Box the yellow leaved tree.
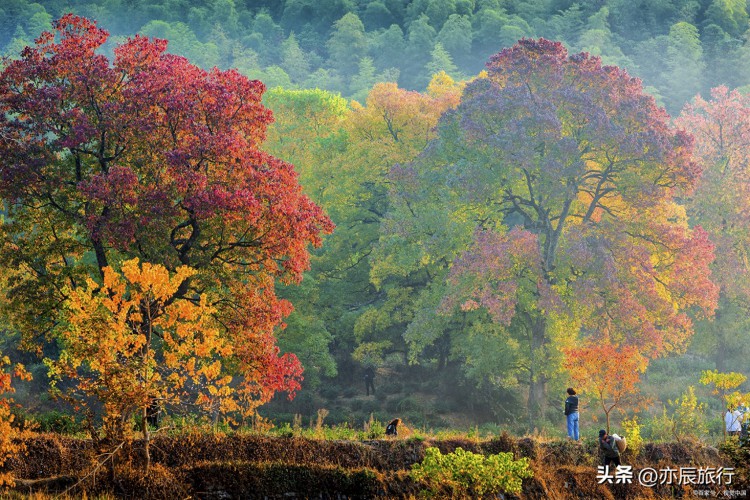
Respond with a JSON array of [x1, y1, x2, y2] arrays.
[[48, 258, 235, 470], [699, 370, 749, 439]]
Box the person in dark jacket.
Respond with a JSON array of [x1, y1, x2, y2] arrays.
[[564, 388, 579, 440], [599, 429, 621, 468], [363, 366, 375, 396], [385, 418, 401, 436]]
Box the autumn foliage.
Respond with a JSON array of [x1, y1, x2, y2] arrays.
[[383, 39, 720, 422], [0, 14, 332, 429], [676, 86, 750, 303], [48, 259, 235, 439], [445, 39, 718, 356], [0, 356, 30, 486], [564, 344, 647, 433]]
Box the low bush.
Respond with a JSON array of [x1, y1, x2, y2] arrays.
[[361, 413, 385, 439], [34, 411, 85, 435], [410, 446, 533, 498], [621, 416, 644, 458]]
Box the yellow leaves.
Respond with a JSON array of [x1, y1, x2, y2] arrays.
[[121, 258, 196, 304], [700, 370, 750, 414], [51, 257, 236, 437], [427, 71, 465, 106], [700, 369, 747, 393]]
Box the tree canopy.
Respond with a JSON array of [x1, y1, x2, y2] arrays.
[[378, 39, 718, 424], [0, 15, 333, 424]]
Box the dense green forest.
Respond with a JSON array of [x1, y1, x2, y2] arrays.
[[4, 0, 750, 114], [1, 0, 749, 443]]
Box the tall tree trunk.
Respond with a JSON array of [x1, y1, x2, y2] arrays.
[[139, 300, 154, 472], [436, 333, 450, 371], [713, 309, 728, 372], [526, 313, 548, 432], [142, 406, 150, 472]]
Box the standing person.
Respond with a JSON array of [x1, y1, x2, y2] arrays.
[[725, 407, 743, 437], [739, 402, 749, 441], [363, 366, 375, 396], [599, 429, 621, 468], [564, 387, 580, 441]]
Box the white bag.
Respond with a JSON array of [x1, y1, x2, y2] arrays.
[[611, 433, 627, 452]]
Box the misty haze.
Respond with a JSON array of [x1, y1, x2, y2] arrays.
[[0, 0, 748, 498]]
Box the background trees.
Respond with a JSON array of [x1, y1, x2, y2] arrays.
[[377, 39, 718, 427], [2, 0, 750, 115], [0, 2, 749, 436], [676, 87, 750, 373]]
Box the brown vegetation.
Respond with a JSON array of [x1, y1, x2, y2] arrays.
[[3, 433, 747, 499]]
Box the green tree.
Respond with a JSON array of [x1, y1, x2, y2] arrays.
[[663, 22, 705, 114], [371, 24, 407, 78], [437, 14, 472, 61], [361, 1, 395, 30], [406, 0, 457, 29], [576, 7, 635, 69], [139, 20, 220, 68], [263, 88, 350, 384], [326, 12, 369, 81], [209, 0, 239, 36], [543, 4, 585, 47], [704, 0, 749, 38], [280, 33, 311, 83], [350, 57, 378, 102], [404, 14, 438, 88], [2, 25, 29, 58], [426, 42, 459, 78]]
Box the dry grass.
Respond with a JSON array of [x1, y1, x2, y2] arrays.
[[0, 431, 745, 499]]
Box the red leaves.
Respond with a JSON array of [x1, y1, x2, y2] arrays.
[[0, 14, 333, 414], [676, 86, 750, 303]]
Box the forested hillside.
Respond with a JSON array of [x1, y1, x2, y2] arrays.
[[1, 0, 749, 445], [3, 0, 750, 114]]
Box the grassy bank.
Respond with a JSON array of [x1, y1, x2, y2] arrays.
[[3, 430, 748, 499]]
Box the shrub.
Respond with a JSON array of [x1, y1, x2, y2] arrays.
[[643, 407, 674, 442], [360, 399, 380, 414], [669, 386, 708, 441], [361, 413, 385, 439], [410, 446, 533, 498], [35, 410, 85, 435], [382, 381, 403, 395], [0, 356, 31, 486], [621, 416, 643, 457], [397, 396, 421, 413]]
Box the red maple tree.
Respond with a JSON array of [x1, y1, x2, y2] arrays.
[[0, 15, 333, 420]]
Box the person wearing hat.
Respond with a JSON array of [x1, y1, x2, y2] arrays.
[[564, 387, 579, 440], [599, 429, 621, 468]]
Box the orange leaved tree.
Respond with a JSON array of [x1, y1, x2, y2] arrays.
[[48, 258, 233, 470], [564, 344, 647, 433], [0, 356, 30, 486]]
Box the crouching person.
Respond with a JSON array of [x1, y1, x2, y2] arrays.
[[386, 418, 401, 436], [599, 429, 621, 468]]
